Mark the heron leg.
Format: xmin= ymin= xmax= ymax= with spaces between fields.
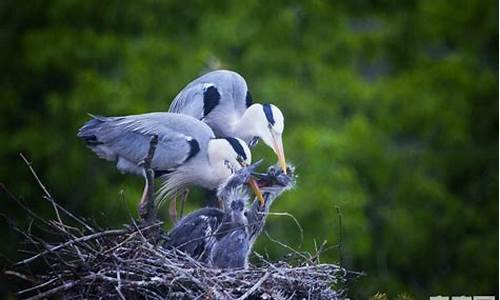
xmin=179 ymin=189 xmax=189 ymax=219
xmin=138 ymin=168 xmax=154 ymax=218
xmin=137 ymin=135 xmax=158 ymax=224
xmin=168 ymin=193 xmax=178 ymax=225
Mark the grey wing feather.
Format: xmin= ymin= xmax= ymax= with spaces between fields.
xmin=78 ymin=113 xmax=199 ymax=174
xmin=168 ymin=82 xmax=210 ymax=119
xmin=164 ymin=207 xmax=224 ymax=260
xmin=169 ymin=70 xmax=249 ymax=119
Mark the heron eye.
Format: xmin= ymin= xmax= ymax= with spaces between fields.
xmin=236 ymin=156 xmax=247 ymax=167
xmin=267 ymin=123 xmax=273 ymax=129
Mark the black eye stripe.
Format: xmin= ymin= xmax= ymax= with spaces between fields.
xmin=262 ymin=103 xmax=275 ymax=126
xmin=223 ymin=137 xmax=247 ymax=161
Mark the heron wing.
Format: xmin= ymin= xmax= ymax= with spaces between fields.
xmin=169 ymin=82 xmax=219 ymax=120
xmin=168 ymin=70 xmax=249 ymax=121
xmin=78 ymin=113 xmax=202 ymax=172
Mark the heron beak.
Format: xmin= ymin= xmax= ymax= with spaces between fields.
xmin=271 ymin=132 xmax=287 ymax=174
xmin=249 ymin=177 xmax=266 ymax=206
xmin=239 ymin=161 xmax=266 ymax=206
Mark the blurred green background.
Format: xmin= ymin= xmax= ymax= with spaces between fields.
xmin=0 ymin=0 xmax=498 ymax=298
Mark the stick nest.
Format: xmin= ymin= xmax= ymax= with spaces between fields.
xmin=8 ymin=218 xmax=357 ymax=300
xmin=5 ymin=155 xmax=360 ymax=299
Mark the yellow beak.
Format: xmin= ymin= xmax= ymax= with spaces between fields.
xmin=272 ymin=132 xmax=287 ymax=174
xmin=248 ymin=177 xmax=266 ymax=206
xmin=239 ymin=161 xmax=266 ymax=206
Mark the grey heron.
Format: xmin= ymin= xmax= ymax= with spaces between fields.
xmin=162 ymin=162 xmax=257 ymax=260
xmin=208 ymin=194 xmax=250 ymax=269
xmin=169 ymin=70 xmax=287 ymax=173
xmin=77 ymin=112 xmax=265 ymax=219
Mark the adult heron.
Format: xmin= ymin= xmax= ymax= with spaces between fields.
xmin=77 ymin=112 xmax=264 ymax=221
xmin=169 ymin=70 xmax=287 ymax=173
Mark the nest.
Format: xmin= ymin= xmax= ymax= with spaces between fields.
xmin=8 ymin=221 xmax=354 ymax=300
xmin=4 ymin=155 xmax=360 ymax=299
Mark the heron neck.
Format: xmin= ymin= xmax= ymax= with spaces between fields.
xmin=232 ymin=113 xmax=258 ymax=143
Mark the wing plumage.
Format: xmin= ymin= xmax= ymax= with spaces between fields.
xmin=164 ymin=207 xmax=224 ymax=260
xmin=78 ymin=112 xmax=213 ymax=175
xmin=168 ymin=70 xmax=250 ymax=137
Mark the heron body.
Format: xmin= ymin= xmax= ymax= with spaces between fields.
xmin=163 ymin=163 xmax=255 ymax=259
xmin=208 ymin=196 xmax=250 ymax=269
xmin=169 ymin=70 xmax=287 ymax=173
xmin=164 ymin=207 xmax=224 ymax=260
xmin=169 ymin=70 xmax=250 ymax=138
xmin=78 ymin=112 xmax=252 ymax=202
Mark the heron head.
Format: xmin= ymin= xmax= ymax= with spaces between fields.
xmin=208 ymin=137 xmax=251 ymax=176
xmin=230 ymin=199 xmax=247 ymax=225
xmin=208 ymin=137 xmax=265 ymax=206
xmin=245 ymin=103 xmax=287 ymax=174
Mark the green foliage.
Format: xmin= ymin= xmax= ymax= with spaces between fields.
xmin=0 ymin=0 xmax=497 ymax=298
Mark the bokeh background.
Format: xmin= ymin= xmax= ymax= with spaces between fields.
xmin=0 ymin=0 xmax=498 ymax=298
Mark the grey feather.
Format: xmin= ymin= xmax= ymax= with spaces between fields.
xmin=78 ymin=112 xmax=214 ymax=175
xmin=164 ymin=207 xmax=224 ymax=260
xmin=169 ymin=70 xmax=250 ymax=137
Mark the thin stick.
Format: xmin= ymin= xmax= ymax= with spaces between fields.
xmin=262 ymin=211 xmax=304 ymax=248
xmin=15 ymin=229 xmax=126 ymax=266
xmin=263 ymin=231 xmax=313 ymax=264
xmin=236 ymin=272 xmax=269 ymax=300
xmin=24 ymin=281 xmax=76 ymax=300
xmin=20 ymin=153 xmax=63 ymax=226
xmin=19 ymin=153 xmax=94 ymax=233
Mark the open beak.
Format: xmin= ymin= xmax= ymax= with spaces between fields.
xmin=248 ymin=177 xmax=266 ymax=206
xmin=239 ymin=161 xmax=266 ymax=206
xmin=271 ymin=132 xmax=287 ymax=174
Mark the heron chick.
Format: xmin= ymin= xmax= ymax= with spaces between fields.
xmin=169 ymin=70 xmax=287 ymax=173
xmin=163 ymin=162 xmax=256 ymax=260
xmin=208 ymin=191 xmax=250 ymax=269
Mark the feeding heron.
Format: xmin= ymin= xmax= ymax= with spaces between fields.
xmin=77 ymin=112 xmax=265 ymax=221
xmin=169 ymin=69 xmax=287 ymax=173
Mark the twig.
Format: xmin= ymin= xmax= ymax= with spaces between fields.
xmin=15 ymin=229 xmax=126 ymax=266
xmin=4 ymin=270 xmax=35 ymax=283
xmin=19 ymin=153 xmax=94 ymax=233
xmin=261 ymin=211 xmax=304 ymax=248
xmin=20 ymin=153 xmax=63 ymax=227
xmin=236 ymin=272 xmax=269 ymax=300
xmin=263 ymin=231 xmax=314 ymax=264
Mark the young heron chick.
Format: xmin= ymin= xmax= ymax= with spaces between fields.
xmin=208 ymin=192 xmax=250 ymax=269
xmin=163 ymin=162 xmax=257 ymax=260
